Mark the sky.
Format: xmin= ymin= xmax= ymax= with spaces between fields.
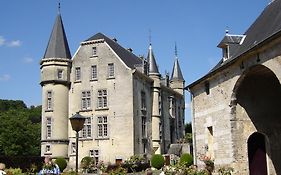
xmin=0 ymin=0 xmax=270 ymax=121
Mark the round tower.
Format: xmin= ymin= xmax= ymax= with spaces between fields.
xmin=147 ymin=44 xmax=161 ymax=154
xmin=40 ymin=13 xmax=71 ymax=158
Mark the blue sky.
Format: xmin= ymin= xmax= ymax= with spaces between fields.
xmin=0 ymin=0 xmax=270 ymax=121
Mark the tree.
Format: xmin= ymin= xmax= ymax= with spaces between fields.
xmin=185 ymin=122 xmax=192 ymax=134
xmin=0 ymin=100 xmax=41 ymax=156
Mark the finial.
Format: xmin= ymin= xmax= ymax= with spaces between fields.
xmin=149 ymin=29 xmax=152 ymax=45
xmin=58 ymin=1 xmax=61 ymax=14
xmin=225 ymin=26 xmax=229 ymax=35
xmin=175 ymin=42 xmax=178 ymax=58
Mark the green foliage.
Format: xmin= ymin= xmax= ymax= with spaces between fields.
xmin=80 ymin=156 xmax=96 ymax=173
xmin=0 ymin=99 xmax=41 ymax=156
xmin=218 ymin=167 xmax=234 ymax=175
xmin=150 ymin=154 xmax=164 ymax=170
xmin=180 ymin=153 xmax=193 ymax=166
xmin=185 ymin=122 xmax=192 ymax=134
xmin=108 ymin=166 xmax=127 ymax=175
xmin=184 ymin=133 xmax=193 ymax=143
xmin=55 ymin=157 xmax=68 ymax=172
xmin=0 ymin=100 xmax=27 ymax=112
xmin=6 ymin=168 xmax=24 ymax=175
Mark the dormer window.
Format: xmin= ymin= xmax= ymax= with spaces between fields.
xmin=222 ymin=45 xmax=229 ymax=62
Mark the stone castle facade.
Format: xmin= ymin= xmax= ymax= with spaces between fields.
xmin=187 ymin=1 xmax=281 ymax=174
xmin=40 ymin=13 xmax=185 ymax=167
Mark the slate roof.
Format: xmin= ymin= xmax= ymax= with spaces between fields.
xmin=188 ymin=0 xmax=281 ymax=88
xmin=85 ymin=33 xmax=142 ymax=69
xmin=44 ymin=14 xmax=71 ymax=59
xmin=171 ymin=58 xmax=184 ymax=81
xmin=147 ymin=44 xmax=160 ymax=75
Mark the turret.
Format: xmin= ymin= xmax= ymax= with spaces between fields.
xmin=40 ymin=11 xmax=71 ymax=158
xmin=147 ymin=43 xmax=161 ymax=154
xmin=170 ymin=44 xmax=185 ymax=95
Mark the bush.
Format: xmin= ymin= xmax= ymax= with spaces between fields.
xmin=150 ymin=154 xmax=164 ymax=170
xmin=80 ymin=156 xmax=96 ymax=173
xmin=179 ymin=153 xmax=193 ymax=167
xmin=55 ymin=157 xmax=67 ymax=172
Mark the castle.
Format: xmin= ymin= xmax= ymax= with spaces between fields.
xmin=187 ymin=0 xmax=281 ymax=174
xmin=40 ymin=11 xmax=185 ymax=166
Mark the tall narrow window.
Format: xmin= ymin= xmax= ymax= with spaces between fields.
xmin=141 ymin=116 xmax=146 ymax=137
xmin=71 ymin=142 xmax=76 ymax=154
xmin=46 ymin=117 xmax=52 ymax=139
xmin=207 ymin=126 xmax=214 ymax=159
xmin=57 ymin=69 xmax=63 ymax=79
xmin=92 ymin=47 xmax=97 ymax=56
xmin=107 ymin=63 xmax=114 ymax=78
xmin=205 ymin=81 xmax=210 ymax=95
xmin=47 ymin=91 xmax=52 ymax=110
xmin=141 ymin=91 xmax=146 ymax=110
xmin=75 ymin=67 xmax=81 ymax=81
xmin=81 ymin=91 xmax=91 ymax=110
xmin=91 ymin=65 xmax=97 ymax=80
xmin=45 ymin=145 xmax=51 ymax=153
xmin=97 ymin=116 xmax=108 ymax=138
xmin=81 ymin=117 xmax=92 ymax=138
xmin=97 ymin=90 xmax=108 ymax=109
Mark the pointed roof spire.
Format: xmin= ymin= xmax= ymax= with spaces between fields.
xmin=147 ymin=43 xmax=160 ymax=75
xmin=43 ymin=13 xmax=71 ymax=59
xmin=171 ymin=44 xmax=184 ymax=81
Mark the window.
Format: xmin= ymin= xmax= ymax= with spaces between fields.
xmin=46 ymin=117 xmax=52 ymax=139
xmin=107 ymin=63 xmax=114 ymax=78
xmin=81 ymin=91 xmax=91 ymax=110
xmin=91 ymin=65 xmax=97 ymax=80
xmin=45 ymin=145 xmax=51 ymax=153
xmin=141 ymin=116 xmax=146 ymax=137
xmin=141 ymin=91 xmax=146 ymax=110
xmin=205 ymin=81 xmax=210 ymax=95
xmin=81 ymin=117 xmax=92 ymax=138
xmin=75 ymin=67 xmax=81 ymax=81
xmin=97 ymin=116 xmax=108 ymax=138
xmin=97 ymin=90 xmax=108 ymax=109
xmin=57 ymin=69 xmax=63 ymax=79
xmin=92 ymin=47 xmax=97 ymax=56
xmin=71 ymin=142 xmax=76 ymax=154
xmin=207 ymin=126 xmax=214 ymax=159
xmin=47 ymin=91 xmax=52 ymax=110
xmin=90 ymin=149 xmax=99 ymax=164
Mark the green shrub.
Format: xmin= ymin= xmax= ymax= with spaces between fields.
xmin=180 ymin=153 xmax=193 ymax=166
xmin=6 ymin=168 xmax=23 ymax=175
xmin=55 ymin=157 xmax=67 ymax=172
xmin=150 ymin=154 xmax=164 ymax=170
xmin=80 ymin=156 xmax=96 ymax=173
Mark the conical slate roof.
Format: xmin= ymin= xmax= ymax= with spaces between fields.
xmin=43 ymin=14 xmax=71 ymax=59
xmin=171 ymin=58 xmax=184 ymax=81
xmin=147 ymin=44 xmax=160 ymax=75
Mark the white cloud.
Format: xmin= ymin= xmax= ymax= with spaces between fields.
xmin=0 ymin=74 xmax=11 ymax=81
xmin=0 ymin=36 xmax=5 ymax=46
xmin=7 ymin=40 xmax=21 ymax=47
xmin=23 ymin=57 xmax=34 ymax=63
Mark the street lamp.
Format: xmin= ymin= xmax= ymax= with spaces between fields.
xmin=70 ymin=112 xmax=86 ymax=174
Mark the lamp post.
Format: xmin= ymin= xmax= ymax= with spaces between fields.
xmin=70 ymin=112 xmax=86 ymax=174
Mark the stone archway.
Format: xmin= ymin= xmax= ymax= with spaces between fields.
xmin=231 ymin=65 xmax=281 ymax=174
xmin=248 ymin=132 xmax=267 ymax=175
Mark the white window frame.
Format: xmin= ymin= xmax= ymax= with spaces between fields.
xmin=92 ymin=47 xmax=97 ymax=56
xmin=107 ymin=63 xmax=114 ymax=78
xmin=81 ymin=117 xmax=92 ymax=139
xmin=45 ymin=144 xmax=51 ymax=154
xmin=46 ymin=91 xmax=52 ymax=110
xmin=81 ymin=91 xmax=91 ymax=110
xmin=90 ymin=149 xmax=99 ymax=164
xmin=75 ymin=67 xmax=81 ymax=81
xmin=91 ymin=65 xmax=97 ymax=80
xmin=46 ymin=117 xmax=52 ymax=139
xmin=71 ymin=142 xmax=76 ymax=154
xmin=97 ymin=116 xmax=108 ymax=138
xmin=57 ymin=69 xmax=63 ymax=80
xmin=97 ymin=89 xmax=108 ymax=109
